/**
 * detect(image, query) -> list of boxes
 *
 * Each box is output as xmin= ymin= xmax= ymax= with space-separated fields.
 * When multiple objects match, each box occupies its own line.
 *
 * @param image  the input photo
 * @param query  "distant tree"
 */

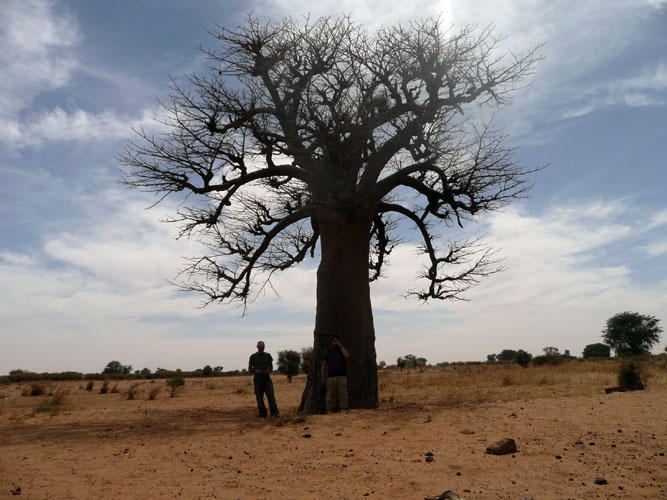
xmin=403 ymin=354 xmax=418 ymax=368
xmin=140 ymin=368 xmax=152 ymax=376
xmin=277 ymin=350 xmax=301 ymax=382
xmin=396 ymin=357 xmax=407 ymax=371
xmin=300 ymin=347 xmax=314 ymax=374
xmin=166 ymin=376 xmax=185 ymax=397
xmin=497 ymin=350 xmax=517 ymax=362
xmin=563 ymin=349 xmax=572 ymax=358
xmin=416 ymin=357 xmax=427 ymax=367
xmin=202 ymin=365 xmax=213 ymax=377
xmin=103 ymin=361 xmax=132 ymax=375
xmin=213 ymin=366 xmax=224 ymax=373
xmin=602 ymin=312 xmax=663 ymax=356
xmin=378 ymin=361 xmax=387 ymax=369
xmin=582 ymin=343 xmax=611 ymax=359
xmin=543 ymin=346 xmax=559 ymax=356
xmin=486 ymin=354 xmax=497 ymax=362
xmin=120 ymin=16 xmax=542 ymax=413
xmin=514 ymin=350 xmax=532 ymax=368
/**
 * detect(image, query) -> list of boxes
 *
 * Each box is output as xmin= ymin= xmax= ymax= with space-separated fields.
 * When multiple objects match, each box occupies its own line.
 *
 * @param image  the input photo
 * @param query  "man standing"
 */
xmin=248 ymin=341 xmax=279 ymax=418
xmin=320 ymin=334 xmax=349 ymax=413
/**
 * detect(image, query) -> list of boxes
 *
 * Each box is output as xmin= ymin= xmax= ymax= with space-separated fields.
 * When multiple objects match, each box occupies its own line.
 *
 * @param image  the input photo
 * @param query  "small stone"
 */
xmin=589 ymin=442 xmax=596 ymax=446
xmin=555 ymin=455 xmax=562 ymax=459
xmin=594 ymin=477 xmax=608 ymax=485
xmin=425 ymin=456 xmax=434 ymax=463
xmin=456 ymin=472 xmax=462 ymax=476
xmin=425 ymin=452 xmax=434 ymax=457
xmin=486 ymin=438 xmax=517 ymax=455
xmin=302 ymin=433 xmax=311 ymax=438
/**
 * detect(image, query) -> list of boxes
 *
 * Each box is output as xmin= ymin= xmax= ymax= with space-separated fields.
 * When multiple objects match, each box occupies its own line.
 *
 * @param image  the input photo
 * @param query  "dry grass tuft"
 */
xmin=22 ymin=383 xmax=48 ymax=397
xmin=148 ymin=385 xmax=161 ymax=400
xmin=126 ymin=383 xmax=141 ymax=400
xmin=110 ymin=383 xmax=119 ymax=394
xmin=36 ymin=387 xmax=70 ymax=415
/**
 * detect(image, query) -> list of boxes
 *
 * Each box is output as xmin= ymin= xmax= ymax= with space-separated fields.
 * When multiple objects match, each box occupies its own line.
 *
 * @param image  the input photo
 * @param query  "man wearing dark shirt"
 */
xmin=320 ymin=334 xmax=349 ymax=412
xmin=248 ymin=340 xmax=279 ymax=418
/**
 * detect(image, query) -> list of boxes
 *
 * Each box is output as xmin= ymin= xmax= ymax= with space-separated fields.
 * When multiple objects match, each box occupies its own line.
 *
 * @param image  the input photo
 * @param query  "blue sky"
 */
xmin=1 ymin=0 xmax=665 ymax=374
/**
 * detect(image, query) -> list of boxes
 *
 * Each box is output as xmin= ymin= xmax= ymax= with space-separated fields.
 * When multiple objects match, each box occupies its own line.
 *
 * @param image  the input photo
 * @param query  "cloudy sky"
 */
xmin=1 ymin=0 xmax=666 ymax=374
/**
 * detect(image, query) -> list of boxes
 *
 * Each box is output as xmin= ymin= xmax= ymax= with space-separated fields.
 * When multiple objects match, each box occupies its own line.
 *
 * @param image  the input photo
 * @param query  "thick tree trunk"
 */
xmin=299 ymin=207 xmax=378 ymax=413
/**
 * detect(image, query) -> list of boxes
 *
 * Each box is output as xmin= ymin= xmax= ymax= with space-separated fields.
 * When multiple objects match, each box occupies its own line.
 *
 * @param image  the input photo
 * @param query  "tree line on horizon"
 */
xmin=3 ymin=311 xmax=663 ymax=384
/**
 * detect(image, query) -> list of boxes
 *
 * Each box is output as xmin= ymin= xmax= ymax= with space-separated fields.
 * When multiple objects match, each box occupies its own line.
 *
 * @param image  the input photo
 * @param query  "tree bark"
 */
xmin=299 ymin=206 xmax=379 ymax=413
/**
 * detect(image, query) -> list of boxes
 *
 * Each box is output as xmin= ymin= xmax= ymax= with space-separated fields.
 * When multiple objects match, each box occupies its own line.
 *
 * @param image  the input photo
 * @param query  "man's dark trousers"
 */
xmin=254 ymin=374 xmax=279 ymax=417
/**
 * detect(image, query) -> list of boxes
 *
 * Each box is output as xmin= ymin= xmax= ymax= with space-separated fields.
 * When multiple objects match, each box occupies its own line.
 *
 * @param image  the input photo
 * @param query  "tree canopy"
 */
xmin=602 ymin=311 xmax=662 ymax=356
xmin=120 ymin=16 xmax=541 ymax=305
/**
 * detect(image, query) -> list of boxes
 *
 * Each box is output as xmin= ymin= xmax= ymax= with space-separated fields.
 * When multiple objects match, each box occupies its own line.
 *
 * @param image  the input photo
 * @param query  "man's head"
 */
xmin=332 ymin=334 xmax=341 ymax=348
xmin=257 ymin=341 xmax=265 ymax=352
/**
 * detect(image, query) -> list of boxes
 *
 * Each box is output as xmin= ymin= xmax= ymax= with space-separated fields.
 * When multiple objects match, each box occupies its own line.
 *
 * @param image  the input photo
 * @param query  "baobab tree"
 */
xmin=120 ymin=16 xmax=542 ymax=413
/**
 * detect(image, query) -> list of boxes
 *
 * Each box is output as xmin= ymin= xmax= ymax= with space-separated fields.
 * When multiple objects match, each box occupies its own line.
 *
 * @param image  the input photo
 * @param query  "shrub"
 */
xmin=85 ymin=381 xmax=94 ymax=392
xmin=166 ymin=376 xmax=185 ymax=397
xmin=126 ymin=383 xmax=141 ymax=400
xmin=27 ymin=383 xmax=47 ymax=396
xmin=582 ymin=343 xmax=611 ymax=359
xmin=532 ymin=354 xmax=564 ymax=366
xmin=514 ymin=350 xmax=532 ymax=368
xmin=99 ymin=381 xmax=109 ymax=394
xmin=148 ymin=385 xmax=161 ymax=400
xmin=110 ymin=383 xmax=119 ymax=394
xmin=618 ymin=361 xmax=645 ymax=391
xmin=36 ymin=387 xmax=69 ymax=415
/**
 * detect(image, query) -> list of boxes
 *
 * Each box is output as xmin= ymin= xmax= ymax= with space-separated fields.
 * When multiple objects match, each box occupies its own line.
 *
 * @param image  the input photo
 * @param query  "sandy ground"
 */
xmin=1 ymin=373 xmax=665 ymax=500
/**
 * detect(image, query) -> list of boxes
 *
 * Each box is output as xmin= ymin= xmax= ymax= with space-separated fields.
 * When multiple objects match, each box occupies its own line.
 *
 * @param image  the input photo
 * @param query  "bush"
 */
xmin=618 ymin=361 xmax=645 ymax=391
xmin=99 ymin=380 xmax=109 ymax=394
xmin=514 ymin=350 xmax=532 ymax=368
xmin=167 ymin=376 xmax=185 ymax=397
xmin=85 ymin=381 xmax=94 ymax=392
xmin=27 ymin=383 xmax=47 ymax=396
xmin=582 ymin=343 xmax=611 ymax=359
xmin=148 ymin=385 xmax=161 ymax=400
xmin=126 ymin=383 xmax=141 ymax=400
xmin=532 ymin=354 xmax=564 ymax=366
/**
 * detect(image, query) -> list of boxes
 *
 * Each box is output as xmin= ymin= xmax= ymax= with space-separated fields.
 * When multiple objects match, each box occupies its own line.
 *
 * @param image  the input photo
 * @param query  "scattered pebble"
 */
xmin=594 ymin=477 xmax=608 ymax=485
xmin=302 ymin=434 xmax=311 ymax=438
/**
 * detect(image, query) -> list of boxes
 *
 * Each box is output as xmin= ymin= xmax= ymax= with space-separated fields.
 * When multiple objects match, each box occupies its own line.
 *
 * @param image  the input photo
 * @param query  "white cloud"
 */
xmin=0 ymin=0 xmax=79 ymax=118
xmin=0 ymin=107 xmax=158 ymax=148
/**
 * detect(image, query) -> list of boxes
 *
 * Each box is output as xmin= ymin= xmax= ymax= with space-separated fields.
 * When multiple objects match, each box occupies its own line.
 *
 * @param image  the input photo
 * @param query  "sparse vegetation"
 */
xmin=110 ymin=383 xmax=119 ymax=394
xmin=618 ymin=361 xmax=645 ymax=391
xmin=166 ymin=376 xmax=185 ymax=397
xmin=126 ymin=383 xmax=141 ymax=400
xmin=148 ymin=385 xmax=161 ymax=400
xmin=99 ymin=381 xmax=109 ymax=394
xmin=36 ymin=387 xmax=69 ymax=415
xmin=85 ymin=381 xmax=94 ymax=391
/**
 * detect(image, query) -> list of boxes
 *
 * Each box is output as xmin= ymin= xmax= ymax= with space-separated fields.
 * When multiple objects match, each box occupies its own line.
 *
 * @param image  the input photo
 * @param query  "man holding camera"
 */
xmin=320 ymin=334 xmax=349 ymax=413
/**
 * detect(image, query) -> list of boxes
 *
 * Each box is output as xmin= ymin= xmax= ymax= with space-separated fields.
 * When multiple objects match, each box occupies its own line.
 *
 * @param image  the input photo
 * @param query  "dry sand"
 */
xmin=1 ymin=367 xmax=665 ymax=499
